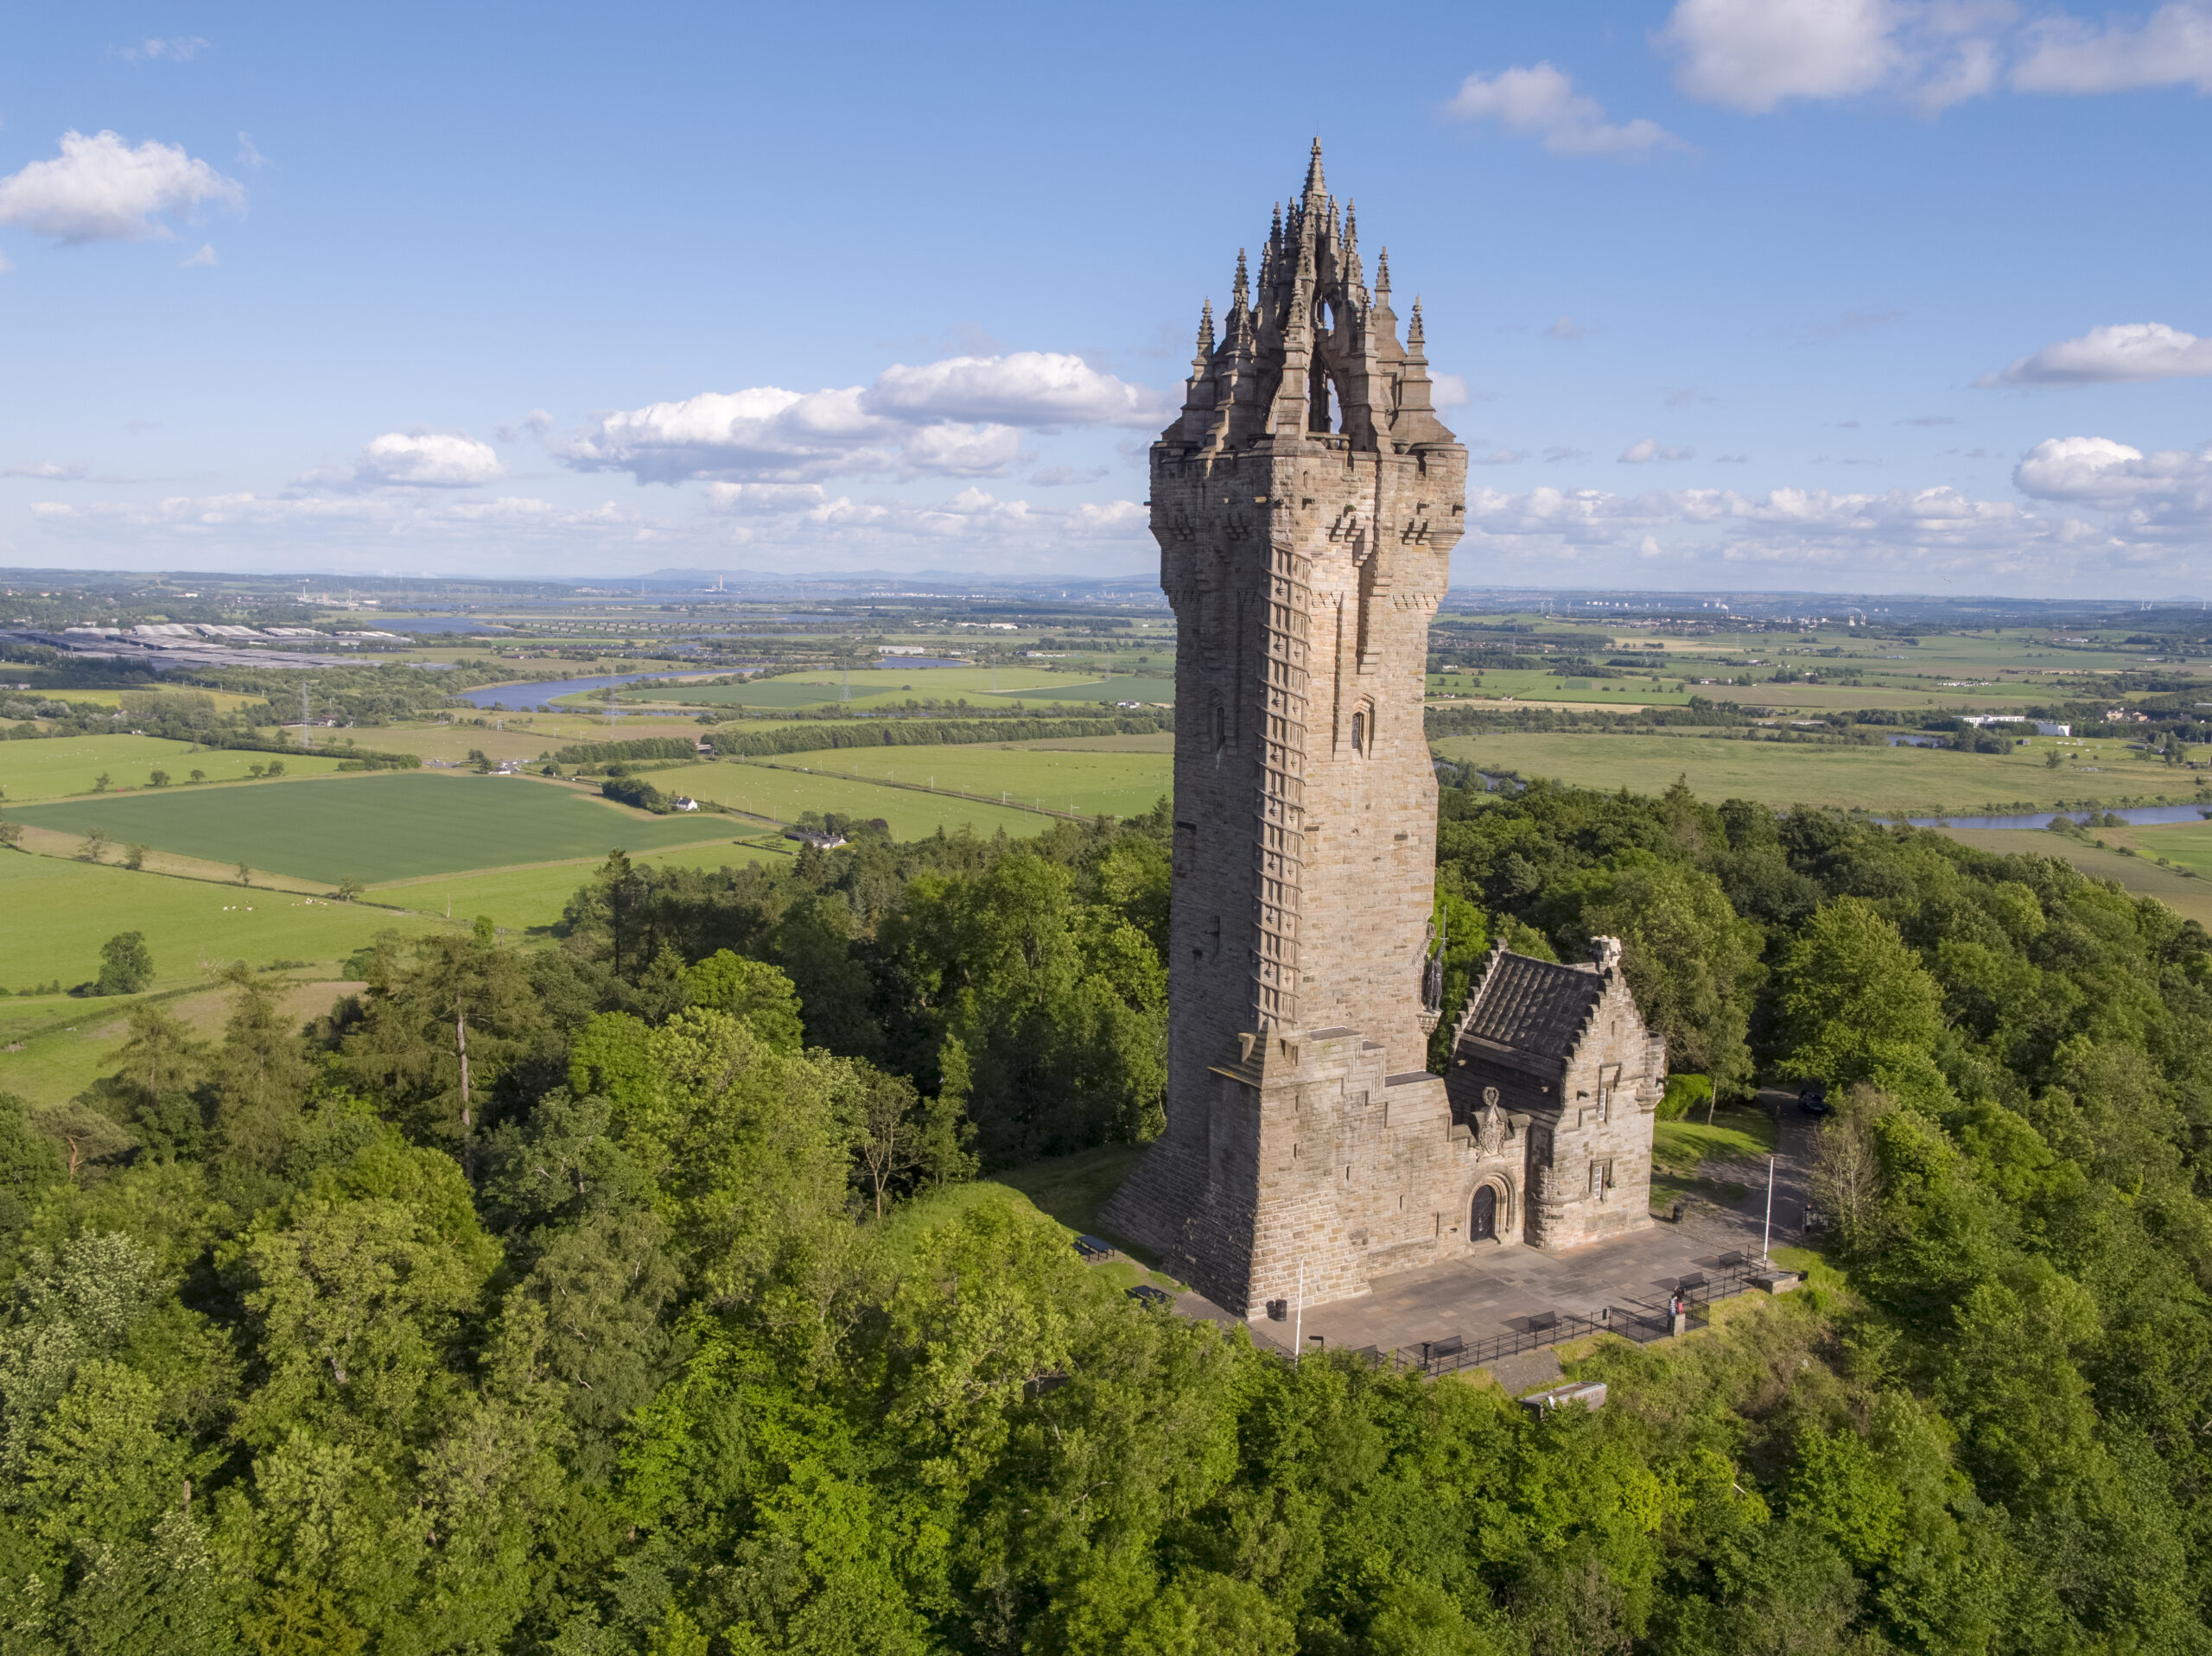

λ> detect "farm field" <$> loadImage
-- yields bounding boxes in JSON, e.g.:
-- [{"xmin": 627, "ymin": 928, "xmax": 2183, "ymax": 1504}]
[
  {"xmin": 369, "ymin": 837, "xmax": 777, "ymax": 932},
  {"xmin": 0, "ymin": 734, "xmax": 346, "ymax": 802},
  {"xmin": 0, "ymin": 847, "xmax": 442, "ymax": 995},
  {"xmin": 2126, "ymin": 819, "xmax": 2212, "ymax": 876},
  {"xmin": 8, "ymin": 771, "xmax": 719, "ymax": 885},
  {"xmin": 1002, "ymin": 731, "xmax": 1175, "ymax": 754},
  {"xmin": 345, "ymin": 715, "xmax": 732, "ymax": 765},
  {"xmin": 646, "ymin": 761, "xmax": 1052, "ymax": 840},
  {"xmin": 1939, "ymin": 827, "xmax": 2212, "ymax": 929},
  {"xmin": 0, "ymin": 976, "xmax": 363, "ymax": 1115},
  {"xmin": 621, "ymin": 665, "xmax": 1174, "ymax": 714},
  {"xmin": 1433, "ymin": 730, "xmax": 2198, "ymax": 815},
  {"xmin": 23, "ymin": 685, "xmax": 270, "ymax": 714},
  {"xmin": 623, "ymin": 665, "xmax": 1071, "ymax": 709},
  {"xmin": 976, "ymin": 675, "xmax": 1174, "ymax": 707},
  {"xmin": 750, "ymin": 746, "xmax": 1173, "ymax": 819}
]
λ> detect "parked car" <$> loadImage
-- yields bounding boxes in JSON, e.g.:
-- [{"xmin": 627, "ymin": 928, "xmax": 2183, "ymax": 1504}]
[{"xmin": 1797, "ymin": 1082, "xmax": 1830, "ymax": 1115}]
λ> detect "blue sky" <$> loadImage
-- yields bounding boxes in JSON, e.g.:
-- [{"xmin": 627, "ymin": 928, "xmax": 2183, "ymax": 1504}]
[{"xmin": 3, "ymin": 1, "xmax": 2209, "ymax": 594}]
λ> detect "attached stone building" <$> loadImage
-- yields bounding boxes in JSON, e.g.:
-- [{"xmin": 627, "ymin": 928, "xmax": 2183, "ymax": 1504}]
[
  {"xmin": 1099, "ymin": 143, "xmax": 1660, "ymax": 1316},
  {"xmin": 1443, "ymin": 937, "xmax": 1665, "ymax": 1253}
]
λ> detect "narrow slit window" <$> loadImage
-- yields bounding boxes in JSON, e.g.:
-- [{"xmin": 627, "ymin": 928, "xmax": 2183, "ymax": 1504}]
[{"xmin": 1351, "ymin": 710, "xmax": 1366, "ymax": 753}]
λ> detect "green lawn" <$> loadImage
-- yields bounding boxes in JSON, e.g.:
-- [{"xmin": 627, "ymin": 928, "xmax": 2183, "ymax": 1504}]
[
  {"xmin": 0, "ymin": 735, "xmax": 346, "ymax": 803},
  {"xmin": 747, "ymin": 746, "xmax": 1172, "ymax": 819},
  {"xmin": 1434, "ymin": 731, "xmax": 2197, "ymax": 815},
  {"xmin": 371, "ymin": 838, "xmax": 776, "ymax": 932},
  {"xmin": 8, "ymin": 771, "xmax": 722, "ymax": 885},
  {"xmin": 645, "ymin": 761, "xmax": 1053, "ymax": 840},
  {"xmin": 0, "ymin": 848, "xmax": 442, "ymax": 995}
]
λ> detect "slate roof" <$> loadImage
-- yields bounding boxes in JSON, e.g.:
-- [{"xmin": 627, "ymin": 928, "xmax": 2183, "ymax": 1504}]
[{"xmin": 1456, "ymin": 950, "xmax": 1606, "ymax": 1062}]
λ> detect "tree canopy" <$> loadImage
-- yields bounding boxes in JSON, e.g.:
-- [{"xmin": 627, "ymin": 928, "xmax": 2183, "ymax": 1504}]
[{"xmin": 2, "ymin": 780, "xmax": 2211, "ymax": 1651}]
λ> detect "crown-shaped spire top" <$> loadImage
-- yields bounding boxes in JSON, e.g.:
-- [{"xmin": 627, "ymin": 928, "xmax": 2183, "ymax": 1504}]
[
  {"xmin": 1232, "ymin": 248, "xmax": 1249, "ymax": 309},
  {"xmin": 1375, "ymin": 247, "xmax": 1391, "ymax": 297},
  {"xmin": 1408, "ymin": 297, "xmax": 1426, "ymax": 348},
  {"xmin": 1194, "ymin": 298, "xmax": 1215, "ymax": 362},
  {"xmin": 1303, "ymin": 136, "xmax": 1326, "ymax": 202}
]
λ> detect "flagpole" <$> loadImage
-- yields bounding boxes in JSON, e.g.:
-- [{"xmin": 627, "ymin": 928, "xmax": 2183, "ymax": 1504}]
[{"xmin": 1763, "ymin": 1155, "xmax": 1775, "ymax": 1263}]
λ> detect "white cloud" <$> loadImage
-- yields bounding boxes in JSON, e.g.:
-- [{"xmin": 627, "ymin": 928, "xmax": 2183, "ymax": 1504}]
[
  {"xmin": 862, "ymin": 352, "xmax": 1165, "ymax": 427},
  {"xmin": 305, "ymin": 432, "xmax": 505, "ymax": 491},
  {"xmin": 562, "ymin": 352, "xmax": 1163, "ymax": 485},
  {"xmin": 1543, "ymin": 315, "xmax": 1598, "ymax": 341},
  {"xmin": 1446, "ymin": 62, "xmax": 1688, "ymax": 158},
  {"xmin": 1028, "ymin": 465, "xmax": 1109, "ymax": 486},
  {"xmin": 1070, "ymin": 499, "xmax": 1147, "ymax": 535},
  {"xmin": 1657, "ymin": 0, "xmax": 2010, "ymax": 114},
  {"xmin": 703, "ymin": 482, "xmax": 830, "ymax": 513},
  {"xmin": 179, "ymin": 244, "xmax": 216, "ymax": 268},
  {"xmin": 0, "ymin": 130, "xmax": 245, "ymax": 244},
  {"xmin": 1620, "ymin": 439, "xmax": 1697, "ymax": 462},
  {"xmin": 1432, "ymin": 373, "xmax": 1471, "ymax": 408},
  {"xmin": 124, "ymin": 36, "xmax": 209, "ymax": 61},
  {"xmin": 2012, "ymin": 3, "xmax": 2212, "ymax": 92},
  {"xmin": 1980, "ymin": 321, "xmax": 2212, "ymax": 386},
  {"xmin": 3, "ymin": 460, "xmax": 86, "ymax": 480},
  {"xmin": 1471, "ymin": 448, "xmax": 1531, "ymax": 466},
  {"xmin": 2012, "ymin": 436, "xmax": 2212, "ymax": 529},
  {"xmin": 235, "ymin": 134, "xmax": 266, "ymax": 169},
  {"xmin": 1461, "ymin": 479, "xmax": 2087, "ymax": 584}
]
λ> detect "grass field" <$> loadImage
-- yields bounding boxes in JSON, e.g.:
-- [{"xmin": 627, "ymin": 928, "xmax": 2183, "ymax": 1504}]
[
  {"xmin": 8, "ymin": 771, "xmax": 723, "ymax": 885},
  {"xmin": 0, "ymin": 735, "xmax": 346, "ymax": 803},
  {"xmin": 645, "ymin": 761, "xmax": 1052, "ymax": 840},
  {"xmin": 1434, "ymin": 731, "xmax": 2199, "ymax": 815},
  {"xmin": 0, "ymin": 978, "xmax": 361, "ymax": 1114},
  {"xmin": 623, "ymin": 666, "xmax": 1174, "ymax": 714},
  {"xmin": 746, "ymin": 746, "xmax": 1172, "ymax": 819},
  {"xmin": 624, "ymin": 666, "xmax": 1075, "ymax": 711},
  {"xmin": 369, "ymin": 837, "xmax": 776, "ymax": 931},
  {"xmin": 977, "ymin": 676, "xmax": 1174, "ymax": 707},
  {"xmin": 1941, "ymin": 826, "xmax": 2212, "ymax": 929},
  {"xmin": 0, "ymin": 848, "xmax": 442, "ymax": 994},
  {"xmin": 346, "ymin": 714, "xmax": 732, "ymax": 765},
  {"xmin": 28, "ymin": 686, "xmax": 270, "ymax": 714},
  {"xmin": 1003, "ymin": 732, "xmax": 1175, "ymax": 754}
]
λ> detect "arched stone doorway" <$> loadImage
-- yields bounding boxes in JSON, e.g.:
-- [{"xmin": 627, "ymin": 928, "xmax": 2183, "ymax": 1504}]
[{"xmin": 1471, "ymin": 1184, "xmax": 1498, "ymax": 1242}]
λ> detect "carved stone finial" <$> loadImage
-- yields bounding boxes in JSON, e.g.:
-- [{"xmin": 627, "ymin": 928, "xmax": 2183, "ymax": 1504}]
[{"xmin": 1592, "ymin": 936, "xmax": 1624, "ymax": 973}]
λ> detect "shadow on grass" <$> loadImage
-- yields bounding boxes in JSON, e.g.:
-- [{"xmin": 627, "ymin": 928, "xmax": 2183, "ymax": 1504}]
[{"xmin": 985, "ymin": 1142, "xmax": 1190, "ymax": 1284}]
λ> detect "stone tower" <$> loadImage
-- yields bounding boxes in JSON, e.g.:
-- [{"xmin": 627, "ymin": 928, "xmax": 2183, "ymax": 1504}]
[{"xmin": 1103, "ymin": 143, "xmax": 1470, "ymax": 1315}]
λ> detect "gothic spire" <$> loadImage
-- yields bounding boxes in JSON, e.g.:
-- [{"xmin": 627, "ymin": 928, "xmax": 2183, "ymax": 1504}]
[
  {"xmin": 1233, "ymin": 248, "xmax": 1249, "ymax": 311},
  {"xmin": 1375, "ymin": 247, "xmax": 1390, "ymax": 299},
  {"xmin": 1303, "ymin": 136, "xmax": 1325, "ymax": 202},
  {"xmin": 1193, "ymin": 299, "xmax": 1215, "ymax": 371}
]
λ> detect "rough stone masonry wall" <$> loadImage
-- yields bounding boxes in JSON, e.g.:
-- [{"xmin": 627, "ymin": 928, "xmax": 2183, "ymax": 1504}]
[
  {"xmin": 1102, "ymin": 435, "xmax": 1467, "ymax": 1315},
  {"xmin": 1527, "ymin": 975, "xmax": 1663, "ymax": 1252}
]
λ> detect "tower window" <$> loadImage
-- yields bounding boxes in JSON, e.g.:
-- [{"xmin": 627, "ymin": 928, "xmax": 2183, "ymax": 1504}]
[
  {"xmin": 1213, "ymin": 702, "xmax": 1228, "ymax": 752},
  {"xmin": 1351, "ymin": 711, "xmax": 1366, "ymax": 753}
]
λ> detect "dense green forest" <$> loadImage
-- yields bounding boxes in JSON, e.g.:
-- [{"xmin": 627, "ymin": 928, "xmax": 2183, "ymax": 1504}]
[{"xmin": 5, "ymin": 777, "xmax": 2212, "ymax": 1653}]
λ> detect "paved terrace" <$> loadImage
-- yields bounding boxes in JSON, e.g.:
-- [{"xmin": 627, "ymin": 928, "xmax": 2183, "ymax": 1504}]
[{"xmin": 1175, "ymin": 1095, "xmax": 1813, "ymax": 1371}]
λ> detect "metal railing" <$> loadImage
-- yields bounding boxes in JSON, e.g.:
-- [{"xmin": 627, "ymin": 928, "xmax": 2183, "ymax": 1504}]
[{"xmin": 1381, "ymin": 1256, "xmax": 1783, "ymax": 1379}]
